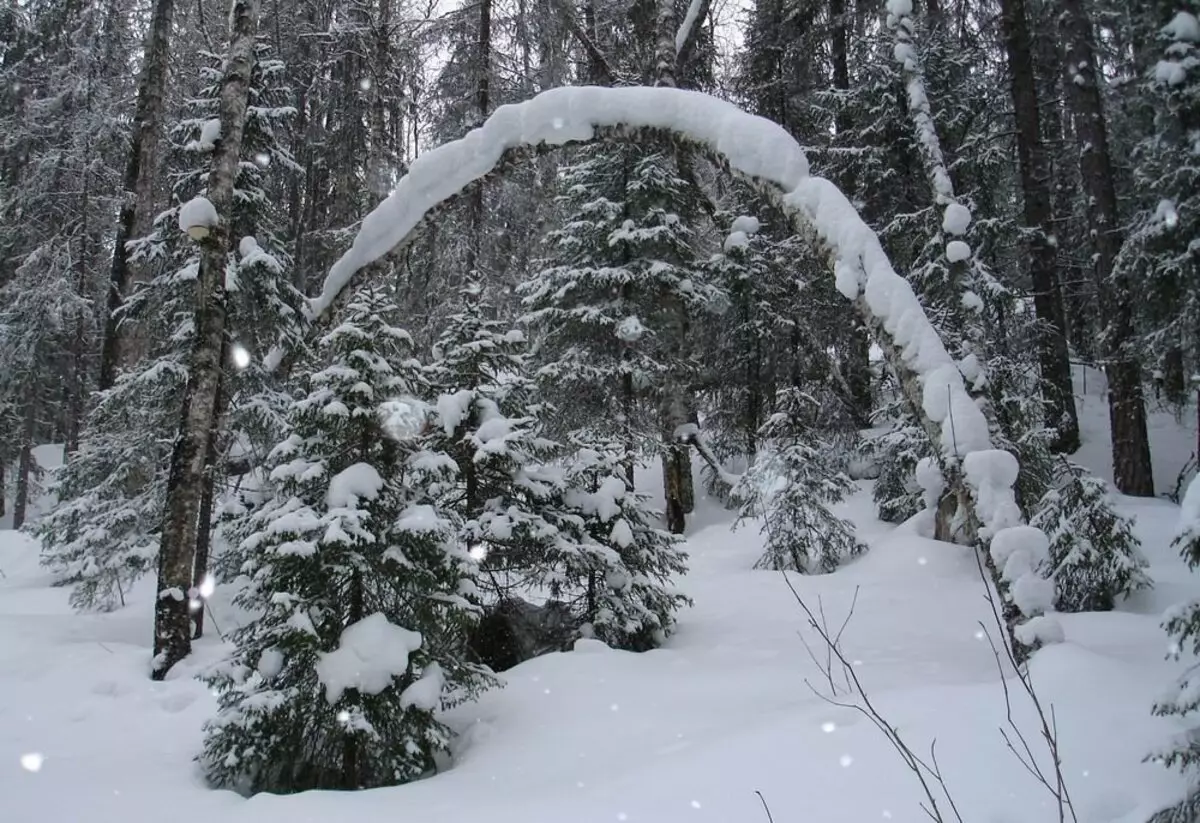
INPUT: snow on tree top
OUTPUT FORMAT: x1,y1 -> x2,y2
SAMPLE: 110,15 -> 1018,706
315,613 -> 422,704
326,462 -> 385,509
199,118 -> 221,151
178,196 -> 218,234
945,240 -> 971,264
1164,11 -> 1200,43
942,203 -> 972,236
731,215 -> 761,235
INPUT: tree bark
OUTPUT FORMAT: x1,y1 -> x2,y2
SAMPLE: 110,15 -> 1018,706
153,0 -> 260,680
998,0 -> 1080,453
1058,0 -> 1153,495
98,0 -> 176,390
464,0 -> 492,281
12,401 -> 36,530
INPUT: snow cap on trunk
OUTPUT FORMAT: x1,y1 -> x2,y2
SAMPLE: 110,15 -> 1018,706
179,196 -> 218,240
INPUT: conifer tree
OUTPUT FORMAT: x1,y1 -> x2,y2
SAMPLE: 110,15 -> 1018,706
201,286 -> 491,794
427,287 -> 690,651
1150,475 -> 1200,822
39,36 -> 302,612
1030,460 -> 1151,612
735,387 -> 866,573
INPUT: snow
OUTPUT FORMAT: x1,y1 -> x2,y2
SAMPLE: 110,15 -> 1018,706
315,613 -> 423,704
730,215 -> 760,235
326,463 -> 385,509
436,390 -> 475,435
674,0 -> 705,55
312,87 -> 809,320
399,663 -> 445,711
615,315 -> 647,343
237,236 -> 258,258
945,240 -> 971,263
1155,60 -> 1188,87
5,415 -> 1200,821
886,0 -> 913,16
942,203 -> 973,237
1163,12 -> 1200,43
198,118 -> 221,151
722,230 -> 749,252
178,196 -> 218,234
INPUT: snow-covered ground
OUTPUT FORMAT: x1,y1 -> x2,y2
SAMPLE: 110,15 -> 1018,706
1,372 -> 1197,823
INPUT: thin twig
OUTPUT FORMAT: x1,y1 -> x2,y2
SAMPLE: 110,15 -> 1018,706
755,790 -> 775,823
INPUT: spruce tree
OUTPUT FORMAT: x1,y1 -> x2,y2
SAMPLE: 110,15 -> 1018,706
40,38 -> 303,612
1150,475 -> 1200,821
201,286 -> 491,794
1030,460 -> 1151,612
426,287 -> 690,651
735,387 -> 866,573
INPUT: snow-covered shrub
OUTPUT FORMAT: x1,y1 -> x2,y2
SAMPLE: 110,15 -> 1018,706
1150,475 -> 1200,819
200,287 -> 492,794
735,388 -> 866,573
1030,460 -> 1150,612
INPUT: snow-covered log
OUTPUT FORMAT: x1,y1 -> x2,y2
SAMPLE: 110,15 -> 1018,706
298,84 -> 1053,658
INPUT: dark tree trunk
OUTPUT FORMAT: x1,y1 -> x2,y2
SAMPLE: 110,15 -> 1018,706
1059,0 -> 1154,496
191,355 -> 227,640
998,0 -> 1080,453
464,0 -> 492,280
98,0 -> 176,390
13,402 -> 36,530
831,0 -> 872,426
153,0 -> 261,680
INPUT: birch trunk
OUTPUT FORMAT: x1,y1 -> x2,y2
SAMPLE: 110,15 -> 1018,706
998,0 -> 1080,453
1059,0 -> 1154,496
98,0 -> 176,390
152,0 -> 260,680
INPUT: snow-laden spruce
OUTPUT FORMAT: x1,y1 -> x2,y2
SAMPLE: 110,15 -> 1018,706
1030,460 -> 1150,612
426,289 -> 690,650
1151,475 -> 1200,821
200,287 -> 492,794
734,388 -> 866,573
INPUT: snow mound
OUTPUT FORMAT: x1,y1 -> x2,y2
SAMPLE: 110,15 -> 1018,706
326,463 -> 385,509
1164,11 -> 1200,43
315,613 -> 422,704
945,240 -> 971,264
178,196 -> 218,235
942,203 -> 972,236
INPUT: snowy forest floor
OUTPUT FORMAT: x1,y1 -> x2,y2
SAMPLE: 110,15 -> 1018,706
2,366 -> 1199,823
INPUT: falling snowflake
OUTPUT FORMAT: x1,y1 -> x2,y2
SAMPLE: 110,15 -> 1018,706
821,721 -> 836,733
690,800 -> 702,809
359,77 -> 372,91
839,754 -> 854,767
20,753 -> 43,772
336,710 -> 351,724
231,344 -> 251,370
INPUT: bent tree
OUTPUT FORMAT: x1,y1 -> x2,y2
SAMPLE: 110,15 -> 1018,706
156,85 -> 1061,678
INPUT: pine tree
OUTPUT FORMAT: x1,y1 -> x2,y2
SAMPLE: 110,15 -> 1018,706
735,387 -> 866,573
201,286 -> 492,794
1030,460 -> 1151,612
1150,475 -> 1200,821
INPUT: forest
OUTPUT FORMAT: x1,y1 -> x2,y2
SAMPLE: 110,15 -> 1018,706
2,0 -> 1200,820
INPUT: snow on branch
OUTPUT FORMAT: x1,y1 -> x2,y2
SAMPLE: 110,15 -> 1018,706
310,86 -> 807,322
306,85 -> 1051,639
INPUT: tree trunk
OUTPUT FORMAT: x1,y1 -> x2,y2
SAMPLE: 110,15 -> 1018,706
1059,0 -> 1154,496
998,0 -> 1080,453
152,0 -> 260,680
12,402 -> 36,530
191,355 -> 227,640
464,0 -> 492,281
98,0 -> 176,390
